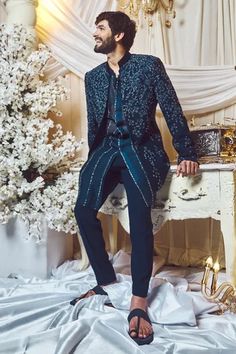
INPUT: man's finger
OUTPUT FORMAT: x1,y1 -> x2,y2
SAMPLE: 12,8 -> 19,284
194,162 -> 199,174
186,161 -> 191,175
180,162 -> 186,176
189,161 -> 194,175
176,165 -> 181,177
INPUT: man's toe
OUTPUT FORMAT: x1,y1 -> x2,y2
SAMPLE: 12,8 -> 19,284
129,328 -> 138,337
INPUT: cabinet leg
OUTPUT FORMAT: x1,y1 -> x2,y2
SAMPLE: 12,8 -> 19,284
220,171 -> 236,286
108,215 -> 118,255
76,232 -> 89,270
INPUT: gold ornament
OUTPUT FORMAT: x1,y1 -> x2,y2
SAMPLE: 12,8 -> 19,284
120,0 -> 176,27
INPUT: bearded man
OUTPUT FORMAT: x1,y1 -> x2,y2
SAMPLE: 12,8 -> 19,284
72,11 -> 199,346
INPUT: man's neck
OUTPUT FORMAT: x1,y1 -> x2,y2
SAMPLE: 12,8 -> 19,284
107,48 -> 127,75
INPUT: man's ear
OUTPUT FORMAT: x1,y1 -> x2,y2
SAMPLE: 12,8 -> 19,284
114,32 -> 125,42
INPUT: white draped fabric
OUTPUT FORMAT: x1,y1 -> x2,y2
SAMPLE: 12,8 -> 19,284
165,65 -> 236,114
36,0 -> 117,78
1,254 -> 236,354
42,62 -> 236,116
160,0 -> 236,66
128,0 -> 236,122
35,0 -> 236,115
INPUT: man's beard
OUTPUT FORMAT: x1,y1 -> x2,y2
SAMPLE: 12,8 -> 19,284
94,35 -> 117,54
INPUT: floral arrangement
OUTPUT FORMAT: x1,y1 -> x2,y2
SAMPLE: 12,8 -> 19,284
0,23 -> 84,241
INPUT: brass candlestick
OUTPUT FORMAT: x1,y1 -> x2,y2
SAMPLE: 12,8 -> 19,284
201,257 -> 236,313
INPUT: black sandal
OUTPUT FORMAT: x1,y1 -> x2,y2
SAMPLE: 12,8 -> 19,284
128,308 -> 154,345
70,285 -> 113,307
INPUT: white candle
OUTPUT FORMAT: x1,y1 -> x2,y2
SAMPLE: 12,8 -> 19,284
211,261 -> 220,294
202,256 -> 213,285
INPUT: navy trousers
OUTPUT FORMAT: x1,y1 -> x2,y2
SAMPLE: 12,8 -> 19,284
74,153 -> 154,297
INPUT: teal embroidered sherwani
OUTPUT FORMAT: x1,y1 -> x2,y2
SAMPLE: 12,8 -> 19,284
77,53 -> 197,209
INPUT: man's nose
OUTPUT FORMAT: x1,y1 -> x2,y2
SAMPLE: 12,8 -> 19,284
93,30 -> 98,37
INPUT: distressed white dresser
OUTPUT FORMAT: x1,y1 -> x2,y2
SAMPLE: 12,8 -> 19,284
98,163 -> 236,285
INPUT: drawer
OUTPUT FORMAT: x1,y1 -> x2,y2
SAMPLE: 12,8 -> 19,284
154,171 -> 221,219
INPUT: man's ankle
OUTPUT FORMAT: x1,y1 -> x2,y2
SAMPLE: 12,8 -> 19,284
131,295 -> 147,301
130,295 -> 148,309
100,280 -> 118,287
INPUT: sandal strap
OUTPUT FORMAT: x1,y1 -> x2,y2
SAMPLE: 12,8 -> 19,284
92,285 -> 108,296
127,308 -> 151,325
70,285 -> 108,306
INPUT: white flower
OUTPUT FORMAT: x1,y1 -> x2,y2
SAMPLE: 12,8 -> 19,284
0,23 -> 84,242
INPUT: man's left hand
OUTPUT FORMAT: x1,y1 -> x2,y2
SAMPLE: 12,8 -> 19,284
176,160 -> 199,177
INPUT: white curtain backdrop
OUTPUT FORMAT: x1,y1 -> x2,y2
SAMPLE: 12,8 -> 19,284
162,0 -> 236,66
164,65 -> 236,114
127,0 -> 236,123
36,0 -> 117,78
2,1 -> 236,118
35,0 -> 236,115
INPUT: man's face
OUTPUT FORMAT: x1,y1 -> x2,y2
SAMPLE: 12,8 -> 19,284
93,20 -> 117,54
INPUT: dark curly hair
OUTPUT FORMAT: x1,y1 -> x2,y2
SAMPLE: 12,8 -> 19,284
95,11 -> 136,51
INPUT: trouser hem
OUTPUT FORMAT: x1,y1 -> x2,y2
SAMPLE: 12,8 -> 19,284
132,288 -> 149,298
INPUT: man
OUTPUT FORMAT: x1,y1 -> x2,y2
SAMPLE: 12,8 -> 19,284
72,11 -> 199,346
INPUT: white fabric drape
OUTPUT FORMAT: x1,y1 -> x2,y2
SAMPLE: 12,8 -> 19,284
127,0 -> 236,122
36,0 -> 117,78
36,0 -> 236,115
166,65 -> 236,114
1,258 -> 236,354
161,0 -> 236,66
44,63 -> 236,115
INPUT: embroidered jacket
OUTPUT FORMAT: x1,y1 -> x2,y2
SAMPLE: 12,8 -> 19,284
84,54 -> 197,198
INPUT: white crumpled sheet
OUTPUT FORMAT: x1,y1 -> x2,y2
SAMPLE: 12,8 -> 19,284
0,250 -> 236,354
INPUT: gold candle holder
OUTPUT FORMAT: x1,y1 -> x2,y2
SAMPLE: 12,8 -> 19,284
201,256 -> 236,313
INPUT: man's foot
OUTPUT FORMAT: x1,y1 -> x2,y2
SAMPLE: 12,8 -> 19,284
128,295 -> 153,340
70,282 -> 117,306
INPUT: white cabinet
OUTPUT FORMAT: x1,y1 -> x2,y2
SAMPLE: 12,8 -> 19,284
101,164 -> 236,285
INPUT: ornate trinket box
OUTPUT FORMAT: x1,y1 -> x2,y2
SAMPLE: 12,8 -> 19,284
190,125 -> 236,163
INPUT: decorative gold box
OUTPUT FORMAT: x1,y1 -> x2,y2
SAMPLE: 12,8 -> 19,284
190,125 -> 236,163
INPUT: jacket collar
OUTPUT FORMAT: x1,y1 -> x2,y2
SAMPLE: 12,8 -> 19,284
93,53 -> 132,124
105,52 -> 131,75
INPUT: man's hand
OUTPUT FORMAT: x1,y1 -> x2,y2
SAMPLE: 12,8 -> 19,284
176,160 -> 199,177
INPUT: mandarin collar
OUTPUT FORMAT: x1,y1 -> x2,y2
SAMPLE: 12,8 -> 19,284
106,52 -> 131,75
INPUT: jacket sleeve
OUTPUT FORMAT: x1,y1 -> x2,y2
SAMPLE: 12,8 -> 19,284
84,72 -> 98,150
153,58 -> 198,164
